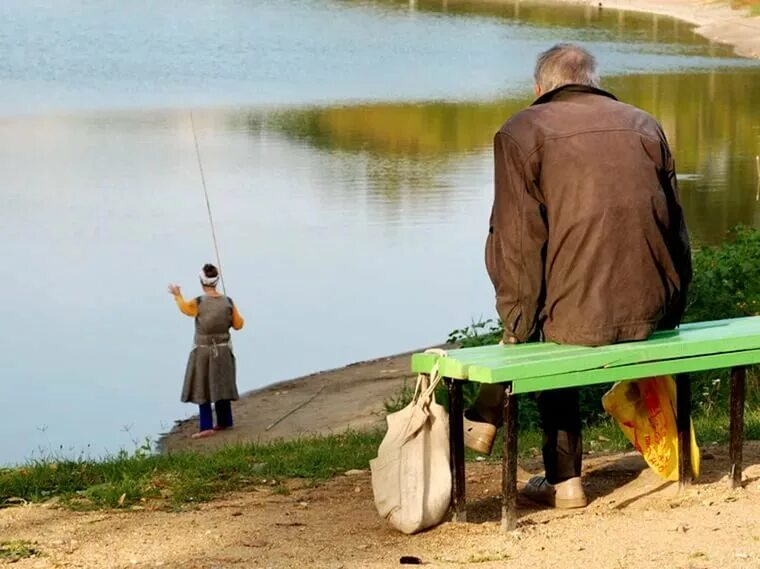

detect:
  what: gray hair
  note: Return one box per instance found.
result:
[534,43,600,93]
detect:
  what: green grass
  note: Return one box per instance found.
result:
[384,378,415,414]
[0,540,40,562]
[1,409,757,511]
[0,431,385,510]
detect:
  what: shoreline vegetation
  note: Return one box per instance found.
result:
[3,227,760,510]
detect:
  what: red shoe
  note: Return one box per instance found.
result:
[213,425,233,431]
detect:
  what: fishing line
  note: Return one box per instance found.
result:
[190,112,227,295]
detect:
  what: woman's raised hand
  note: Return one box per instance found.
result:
[168,283,182,296]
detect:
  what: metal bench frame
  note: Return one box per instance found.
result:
[444,367,746,532]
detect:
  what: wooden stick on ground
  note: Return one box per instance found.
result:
[265,384,327,432]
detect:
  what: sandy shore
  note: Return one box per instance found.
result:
[554,0,760,58]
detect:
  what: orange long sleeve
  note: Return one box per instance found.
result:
[231,304,245,330]
[173,294,199,317]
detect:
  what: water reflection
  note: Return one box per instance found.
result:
[258,69,760,243]
[343,0,736,56]
[609,70,760,241]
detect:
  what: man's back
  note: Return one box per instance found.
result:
[470,44,693,503]
[488,85,692,346]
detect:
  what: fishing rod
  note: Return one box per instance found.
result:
[190,112,227,296]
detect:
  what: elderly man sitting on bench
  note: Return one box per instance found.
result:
[464,43,693,509]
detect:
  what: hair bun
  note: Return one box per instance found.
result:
[203,264,219,278]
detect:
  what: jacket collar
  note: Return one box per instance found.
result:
[531,84,618,106]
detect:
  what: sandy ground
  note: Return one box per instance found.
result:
[2,444,759,568]
[553,0,760,58]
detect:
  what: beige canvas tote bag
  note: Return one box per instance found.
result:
[370,354,451,534]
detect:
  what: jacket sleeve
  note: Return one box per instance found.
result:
[659,141,693,327]
[486,131,547,343]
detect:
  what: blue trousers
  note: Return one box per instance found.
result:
[198,400,233,431]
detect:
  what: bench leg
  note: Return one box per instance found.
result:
[446,377,467,522]
[676,373,693,490]
[729,366,746,489]
[501,383,518,533]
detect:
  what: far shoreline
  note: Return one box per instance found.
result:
[547,0,760,59]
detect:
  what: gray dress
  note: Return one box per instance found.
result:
[181,295,239,404]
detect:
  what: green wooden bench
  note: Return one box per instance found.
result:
[412,316,760,532]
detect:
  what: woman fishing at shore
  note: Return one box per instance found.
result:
[169,264,245,439]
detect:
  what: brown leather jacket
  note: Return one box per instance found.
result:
[486,84,692,347]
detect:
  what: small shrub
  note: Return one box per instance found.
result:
[384,379,415,413]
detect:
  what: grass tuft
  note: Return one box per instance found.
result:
[0,431,384,511]
[0,540,40,562]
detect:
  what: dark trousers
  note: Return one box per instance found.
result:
[198,400,234,431]
[216,400,233,428]
[473,384,582,484]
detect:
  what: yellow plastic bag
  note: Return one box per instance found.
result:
[602,376,700,481]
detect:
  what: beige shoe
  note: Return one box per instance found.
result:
[521,476,587,509]
[463,415,497,455]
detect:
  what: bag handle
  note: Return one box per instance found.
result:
[416,348,447,406]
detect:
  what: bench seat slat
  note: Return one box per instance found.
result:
[501,348,760,393]
[411,317,760,381]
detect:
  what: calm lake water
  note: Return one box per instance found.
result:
[1,0,759,464]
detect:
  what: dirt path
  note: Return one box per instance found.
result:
[158,349,444,453]
[2,444,759,568]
